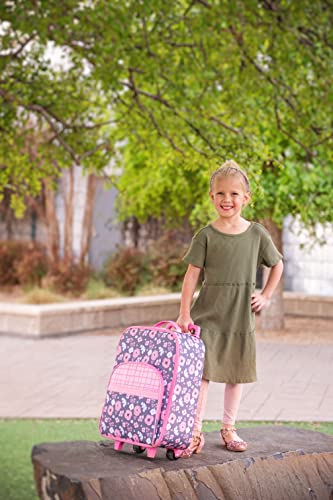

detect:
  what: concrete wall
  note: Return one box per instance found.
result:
[0,211,47,244]
[89,179,122,270]
[283,215,333,296]
[1,292,331,338]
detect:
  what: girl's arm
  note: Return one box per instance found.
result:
[251,259,284,312]
[176,264,202,332]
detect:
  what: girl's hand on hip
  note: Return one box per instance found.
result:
[251,292,269,312]
[176,314,193,333]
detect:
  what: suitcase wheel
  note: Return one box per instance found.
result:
[166,449,180,460]
[133,445,146,454]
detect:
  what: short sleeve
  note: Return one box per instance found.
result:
[260,234,283,268]
[183,230,207,268]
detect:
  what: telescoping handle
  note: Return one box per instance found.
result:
[153,321,201,338]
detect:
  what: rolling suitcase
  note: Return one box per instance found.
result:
[99,320,205,459]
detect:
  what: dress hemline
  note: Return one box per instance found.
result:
[203,376,257,384]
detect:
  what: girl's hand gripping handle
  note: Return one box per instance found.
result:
[188,323,201,338]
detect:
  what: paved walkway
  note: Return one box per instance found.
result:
[1,325,332,422]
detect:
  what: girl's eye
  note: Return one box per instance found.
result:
[232,193,239,196]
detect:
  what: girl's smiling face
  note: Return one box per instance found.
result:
[210,175,250,220]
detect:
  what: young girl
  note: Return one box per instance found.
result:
[176,160,284,457]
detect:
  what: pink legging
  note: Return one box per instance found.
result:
[193,379,243,433]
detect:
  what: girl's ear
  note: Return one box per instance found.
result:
[243,191,251,206]
[209,191,214,201]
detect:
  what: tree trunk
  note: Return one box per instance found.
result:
[80,173,96,265]
[44,179,60,264]
[260,218,284,331]
[63,166,74,267]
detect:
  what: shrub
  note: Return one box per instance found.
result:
[148,231,188,291]
[104,247,150,294]
[0,241,48,286]
[46,262,91,296]
[16,243,48,286]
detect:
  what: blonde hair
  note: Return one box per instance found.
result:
[210,160,250,192]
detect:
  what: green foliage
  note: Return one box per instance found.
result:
[135,284,172,296]
[0,0,333,231]
[107,0,333,231]
[82,279,122,300]
[0,2,114,216]
[22,287,66,304]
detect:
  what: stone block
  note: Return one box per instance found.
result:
[1,292,333,338]
[31,427,333,500]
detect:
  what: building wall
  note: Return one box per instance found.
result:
[283,215,333,296]
[89,179,122,270]
[0,212,47,244]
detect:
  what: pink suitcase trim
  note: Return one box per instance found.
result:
[99,362,164,446]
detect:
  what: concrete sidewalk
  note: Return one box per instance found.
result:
[1,332,332,422]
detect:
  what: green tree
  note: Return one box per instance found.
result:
[109,0,332,329]
[0,3,114,265]
[1,1,332,326]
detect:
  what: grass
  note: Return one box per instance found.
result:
[202,420,333,435]
[21,287,66,304]
[1,280,175,304]
[0,419,332,500]
[81,279,121,300]
[135,284,173,296]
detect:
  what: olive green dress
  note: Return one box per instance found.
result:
[183,222,282,384]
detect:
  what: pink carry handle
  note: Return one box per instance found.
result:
[153,320,181,331]
[153,320,201,338]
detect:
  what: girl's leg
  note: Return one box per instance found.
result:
[222,383,243,425]
[221,383,247,451]
[180,378,209,458]
[193,378,209,434]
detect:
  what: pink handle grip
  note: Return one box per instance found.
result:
[153,320,201,338]
[188,323,201,338]
[153,320,181,331]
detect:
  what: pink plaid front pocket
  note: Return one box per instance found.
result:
[100,362,165,445]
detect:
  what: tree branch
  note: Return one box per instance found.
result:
[274,103,315,158]
[209,116,242,135]
[127,70,185,156]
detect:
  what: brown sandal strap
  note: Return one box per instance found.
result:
[180,433,203,458]
[221,427,237,436]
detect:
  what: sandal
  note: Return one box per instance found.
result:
[180,432,205,458]
[221,427,247,452]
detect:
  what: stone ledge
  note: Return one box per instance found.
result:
[0,293,182,338]
[31,427,333,500]
[284,291,333,319]
[0,292,332,338]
